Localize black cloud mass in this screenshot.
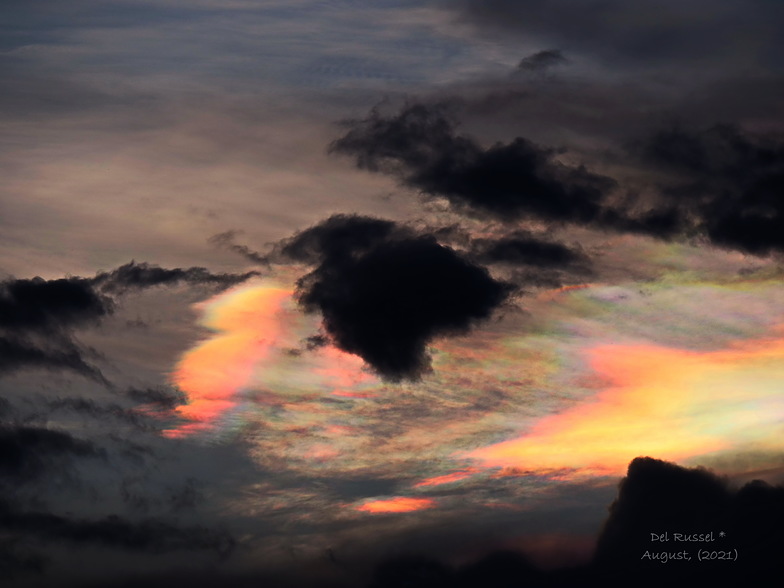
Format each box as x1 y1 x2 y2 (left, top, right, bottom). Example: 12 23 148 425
330 103 616 223
333 102 784 256
280 215 512 381
0 276 111 332
0 262 257 379
636 124 784 255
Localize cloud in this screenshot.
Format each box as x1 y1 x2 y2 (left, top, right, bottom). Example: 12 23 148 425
330 103 616 223
363 457 784 587
593 457 784 584
0 425 104 482
0 335 107 381
332 102 784 256
125 386 186 410
470 230 588 268
356 497 436 514
208 231 270 266
635 123 784 255
0 500 235 557
0 276 111 333
448 0 784 75
280 215 512 381
464 334 784 480
516 49 567 74
0 275 111 380
369 555 453 588
0 263 258 379
47 397 156 431
457 550 542 588
91 261 260 294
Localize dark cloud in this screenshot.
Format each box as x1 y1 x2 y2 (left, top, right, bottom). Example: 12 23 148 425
0 538 46 581
0 500 235 557
0 263 257 379
457 550 542 588
208 231 270 266
449 0 784 74
0 335 107 381
369 555 453 588
125 386 185 410
278 215 400 264
365 457 784 587
47 397 155 431
0 425 104 481
332 103 784 255
635 123 784 255
516 49 567 74
593 456 784 585
91 261 259 294
281 215 512 381
330 103 616 223
470 231 588 268
0 276 111 333
0 275 112 380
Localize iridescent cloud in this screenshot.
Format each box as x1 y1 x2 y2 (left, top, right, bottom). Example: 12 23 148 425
164 284 292 437
465 327 784 478
356 497 436 513
164 280 380 438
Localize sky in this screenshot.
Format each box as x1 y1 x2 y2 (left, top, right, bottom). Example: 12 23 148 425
2 1 784 586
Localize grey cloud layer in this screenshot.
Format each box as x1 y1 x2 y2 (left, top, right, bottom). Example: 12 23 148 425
449 0 784 76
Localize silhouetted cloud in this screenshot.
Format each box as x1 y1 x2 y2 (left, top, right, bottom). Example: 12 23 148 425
0 276 111 333
330 103 616 223
91 261 259 294
593 456 784 585
332 103 784 256
280 215 512 381
635 124 784 255
278 215 401 264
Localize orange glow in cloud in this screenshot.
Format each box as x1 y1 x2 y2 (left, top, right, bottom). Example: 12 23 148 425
314 344 376 393
356 497 436 513
466 331 784 479
414 468 478 488
163 285 291 437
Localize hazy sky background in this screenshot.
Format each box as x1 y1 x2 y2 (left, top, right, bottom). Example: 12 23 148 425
2 1 783 586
